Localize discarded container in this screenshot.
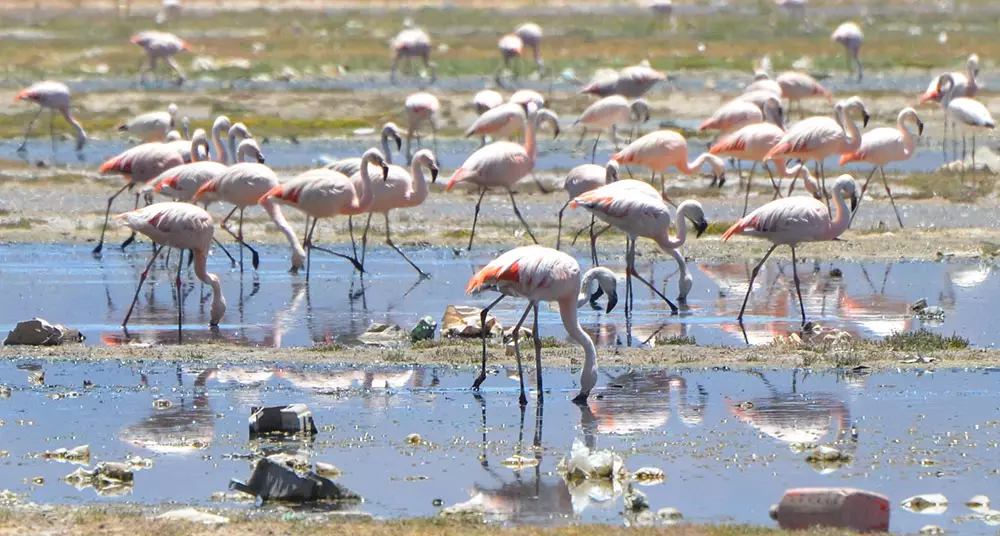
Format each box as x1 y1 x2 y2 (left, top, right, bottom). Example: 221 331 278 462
357 322 408 345
229 458 361 503
4 318 83 346
249 404 317 437
770 488 890 532
410 316 437 342
441 305 499 338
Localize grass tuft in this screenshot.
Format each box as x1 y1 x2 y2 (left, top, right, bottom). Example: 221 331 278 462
884 329 969 351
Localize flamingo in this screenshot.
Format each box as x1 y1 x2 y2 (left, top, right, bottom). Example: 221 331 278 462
699 94 783 138
404 92 439 164
496 33 525 87
116 202 225 330
581 62 667 99
722 174 858 326
465 245 618 405
258 148 388 280
510 89 545 109
353 149 439 277
118 103 177 143
130 31 191 86
447 103 548 251
919 55 981 158
150 130 258 206
465 102 560 145
764 96 869 202
156 0 181 25
390 27 436 85
575 96 651 162
515 23 544 76
473 90 505 115
839 107 923 227
556 160 620 265
610 129 727 196
744 71 782 97
13 81 87 154
94 142 185 254
193 142 306 273
711 122 823 216
930 73 995 179
646 0 673 32
572 180 708 313
325 122 402 176
831 22 863 82
775 72 832 118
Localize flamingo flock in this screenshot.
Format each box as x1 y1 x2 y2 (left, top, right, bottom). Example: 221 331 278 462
8 12 997 406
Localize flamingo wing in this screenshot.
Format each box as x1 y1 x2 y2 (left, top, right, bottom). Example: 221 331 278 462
466 245 578 299
723 197 828 244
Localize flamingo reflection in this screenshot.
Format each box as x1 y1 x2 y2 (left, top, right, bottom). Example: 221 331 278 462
119 368 215 453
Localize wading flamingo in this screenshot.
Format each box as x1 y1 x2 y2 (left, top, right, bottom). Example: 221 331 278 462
831 22 863 81
764 96 869 202
496 33 524 87
775 72 832 118
611 129 727 196
572 180 709 313
744 71 782 97
515 23 544 76
390 27 436 85
932 73 995 179
118 103 177 142
918 54 979 158
839 107 923 227
193 143 306 273
258 148 388 280
581 62 667 99
465 102 560 146
466 245 618 405
722 174 858 326
404 92 439 164
13 81 87 154
130 31 190 86
116 202 225 330
556 160 620 265
575 96 651 162
473 90 505 115
510 89 545 109
95 142 185 254
325 122 402 176
353 149 440 277
448 103 548 251
700 94 783 138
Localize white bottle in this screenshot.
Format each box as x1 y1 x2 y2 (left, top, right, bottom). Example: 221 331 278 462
770 487 891 532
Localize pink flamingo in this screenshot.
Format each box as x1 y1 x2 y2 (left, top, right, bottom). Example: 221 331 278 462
447 103 548 251
258 148 388 280
556 160 620 264
764 96 869 201
611 129 727 195
118 103 177 143
572 180 708 313
465 245 618 405
130 31 191 86
193 142 305 273
700 94 783 136
722 174 858 326
326 122 402 176
473 90 504 115
390 27 436 85
13 81 87 154
581 62 667 99
162 127 210 164
775 72 832 117
496 33 524 87
404 92 439 164
839 107 923 227
711 122 822 216
465 102 559 146
575 96 651 162
514 23 544 75
919 55 981 159
353 149 440 277
744 71 782 97
929 73 995 179
510 89 545 109
831 22 864 81
95 142 185 254
116 202 226 330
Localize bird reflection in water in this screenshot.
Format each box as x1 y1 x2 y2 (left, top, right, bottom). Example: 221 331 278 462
275 366 435 410
728 370 856 471
119 368 215 454
586 371 707 435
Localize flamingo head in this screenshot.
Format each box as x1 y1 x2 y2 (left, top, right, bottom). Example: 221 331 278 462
382 122 403 151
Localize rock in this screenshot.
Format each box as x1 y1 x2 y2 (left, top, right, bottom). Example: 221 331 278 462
277 65 299 82
441 305 500 338
657 506 683 520
405 433 423 445
4 318 83 346
315 462 342 478
249 404 317 437
806 445 851 463
501 454 539 470
902 493 949 514
624 482 649 512
357 322 408 345
62 462 135 496
919 525 944 534
966 495 991 513
267 452 311 472
410 316 437 342
632 466 665 485
557 438 626 484
0 385 9 398
229 458 361 503
42 444 90 464
156 508 229 525
152 399 172 409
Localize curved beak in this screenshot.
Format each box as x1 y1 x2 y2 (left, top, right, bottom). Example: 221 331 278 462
393 133 403 151
256 155 266 164
917 120 925 136
862 111 870 128
380 163 390 180
695 219 709 238
813 191 823 201
717 173 726 188
552 125 561 140
430 165 439 183
850 192 859 212
605 289 618 313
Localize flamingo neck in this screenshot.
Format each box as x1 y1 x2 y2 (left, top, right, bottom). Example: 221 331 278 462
899 117 917 156
356 157 376 211
828 186 851 239
840 108 863 153
657 206 687 250
558 295 597 398
681 152 721 177
193 249 226 325
523 111 538 164
408 161 430 206
261 199 307 269
228 133 239 164
381 133 394 165
61 109 87 148
212 125 229 164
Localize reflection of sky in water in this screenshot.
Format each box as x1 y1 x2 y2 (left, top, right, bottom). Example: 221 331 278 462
2 363 999 533
0 244 995 348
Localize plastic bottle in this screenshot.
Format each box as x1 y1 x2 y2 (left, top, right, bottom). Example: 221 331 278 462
770 487 890 532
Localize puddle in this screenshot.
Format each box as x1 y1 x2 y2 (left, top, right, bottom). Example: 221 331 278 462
0 362 998 533
0 244 995 348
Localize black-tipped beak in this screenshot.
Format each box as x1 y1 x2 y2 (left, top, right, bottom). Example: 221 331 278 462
717 174 726 188
381 163 390 180
918 121 925 136
393 134 403 151
813 191 823 201
256 155 266 164
605 290 618 313
430 165 439 183
695 219 708 238
862 112 870 127
850 193 858 212
589 287 604 305
552 126 561 140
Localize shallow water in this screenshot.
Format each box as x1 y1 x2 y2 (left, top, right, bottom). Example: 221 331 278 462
1 362 998 533
0 244 995 348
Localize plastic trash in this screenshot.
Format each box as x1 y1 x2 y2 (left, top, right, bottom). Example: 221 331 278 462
441 305 500 338
410 316 437 342
249 404 317 438
155 508 229 525
770 488 890 532
229 458 361 503
4 318 83 346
